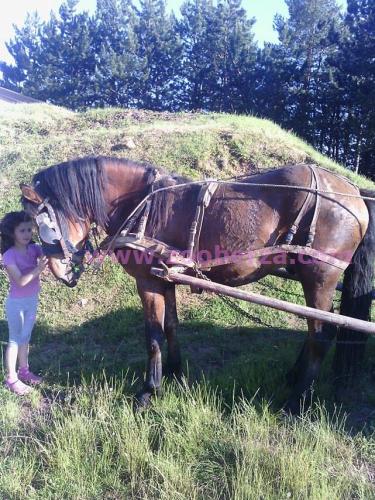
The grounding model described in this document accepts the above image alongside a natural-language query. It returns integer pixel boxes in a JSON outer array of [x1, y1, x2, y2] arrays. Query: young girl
[[0, 211, 48, 395]]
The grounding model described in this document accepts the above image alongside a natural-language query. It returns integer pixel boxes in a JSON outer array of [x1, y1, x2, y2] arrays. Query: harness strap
[[136, 199, 152, 238], [285, 165, 315, 244], [197, 244, 350, 271], [307, 165, 321, 247], [100, 165, 367, 276], [102, 234, 350, 272], [187, 181, 219, 260], [105, 168, 162, 254]]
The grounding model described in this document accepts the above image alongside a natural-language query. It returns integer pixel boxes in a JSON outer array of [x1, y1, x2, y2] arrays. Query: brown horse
[[20, 157, 375, 412]]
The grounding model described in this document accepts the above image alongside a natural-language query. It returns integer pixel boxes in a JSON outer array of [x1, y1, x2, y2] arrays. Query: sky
[[0, 0, 347, 64], [0, 0, 290, 64]]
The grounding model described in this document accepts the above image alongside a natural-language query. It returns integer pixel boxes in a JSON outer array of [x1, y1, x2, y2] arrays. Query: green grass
[[1, 104, 375, 498], [0, 379, 374, 499]]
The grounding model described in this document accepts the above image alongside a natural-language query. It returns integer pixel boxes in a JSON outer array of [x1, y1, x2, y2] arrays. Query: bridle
[[34, 197, 96, 274], [23, 165, 163, 278]]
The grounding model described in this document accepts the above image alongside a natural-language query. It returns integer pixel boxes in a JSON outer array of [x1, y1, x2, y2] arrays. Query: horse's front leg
[[136, 278, 166, 409]]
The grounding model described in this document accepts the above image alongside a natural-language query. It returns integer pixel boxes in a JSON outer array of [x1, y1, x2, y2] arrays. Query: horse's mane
[[148, 172, 197, 236], [24, 156, 157, 228]]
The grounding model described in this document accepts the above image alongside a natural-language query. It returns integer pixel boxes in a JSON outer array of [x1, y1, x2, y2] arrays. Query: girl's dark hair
[[0, 211, 33, 254]]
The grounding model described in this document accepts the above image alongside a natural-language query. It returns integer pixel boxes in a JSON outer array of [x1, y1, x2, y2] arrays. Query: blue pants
[[5, 295, 38, 346]]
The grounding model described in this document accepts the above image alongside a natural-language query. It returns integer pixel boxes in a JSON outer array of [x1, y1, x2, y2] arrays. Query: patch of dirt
[[125, 109, 199, 123], [0, 174, 11, 195], [86, 109, 201, 128]]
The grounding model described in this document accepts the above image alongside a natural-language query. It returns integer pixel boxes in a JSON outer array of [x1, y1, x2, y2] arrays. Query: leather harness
[[285, 164, 321, 246], [101, 165, 351, 274]]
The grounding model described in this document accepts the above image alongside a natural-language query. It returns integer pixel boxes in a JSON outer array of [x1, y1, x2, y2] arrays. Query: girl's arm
[[5, 257, 48, 287]]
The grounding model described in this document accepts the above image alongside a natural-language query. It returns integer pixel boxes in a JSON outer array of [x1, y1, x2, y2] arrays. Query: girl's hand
[[5, 256, 49, 286], [37, 256, 48, 272]]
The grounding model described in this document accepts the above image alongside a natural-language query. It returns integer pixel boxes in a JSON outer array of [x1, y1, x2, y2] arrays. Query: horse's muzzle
[[58, 277, 78, 288]]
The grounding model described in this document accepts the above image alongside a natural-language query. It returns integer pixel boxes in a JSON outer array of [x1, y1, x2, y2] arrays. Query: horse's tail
[[333, 189, 375, 380]]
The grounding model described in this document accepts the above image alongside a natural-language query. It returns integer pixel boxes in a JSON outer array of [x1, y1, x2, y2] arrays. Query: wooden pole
[[151, 268, 375, 335]]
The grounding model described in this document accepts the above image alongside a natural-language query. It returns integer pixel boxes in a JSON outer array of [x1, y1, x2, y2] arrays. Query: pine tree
[[0, 12, 43, 94], [253, 43, 292, 124], [178, 0, 215, 110], [0, 0, 95, 108], [93, 0, 143, 107], [336, 0, 375, 177], [209, 0, 257, 112], [135, 0, 182, 110], [178, 0, 256, 111], [259, 0, 344, 146], [38, 0, 95, 108]]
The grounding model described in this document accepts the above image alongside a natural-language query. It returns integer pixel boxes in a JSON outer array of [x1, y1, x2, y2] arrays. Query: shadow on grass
[[1, 306, 375, 431]]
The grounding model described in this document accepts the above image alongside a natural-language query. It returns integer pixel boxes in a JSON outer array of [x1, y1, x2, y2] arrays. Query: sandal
[[18, 367, 43, 385], [4, 378, 32, 396]]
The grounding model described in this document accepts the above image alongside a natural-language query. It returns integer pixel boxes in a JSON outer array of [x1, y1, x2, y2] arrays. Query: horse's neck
[[104, 162, 150, 235], [147, 182, 200, 249]]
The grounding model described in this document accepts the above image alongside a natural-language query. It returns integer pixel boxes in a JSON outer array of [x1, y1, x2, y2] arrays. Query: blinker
[[35, 212, 60, 245]]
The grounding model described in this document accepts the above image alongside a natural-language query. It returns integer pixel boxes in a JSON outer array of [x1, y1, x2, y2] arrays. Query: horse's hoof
[[163, 364, 183, 381], [163, 359, 182, 381], [283, 398, 302, 416], [134, 391, 153, 412]]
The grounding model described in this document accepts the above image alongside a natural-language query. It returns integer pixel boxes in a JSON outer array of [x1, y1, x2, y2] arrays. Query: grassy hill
[[0, 103, 374, 499]]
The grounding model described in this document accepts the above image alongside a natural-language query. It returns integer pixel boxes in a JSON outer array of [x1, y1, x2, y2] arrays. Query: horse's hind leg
[[136, 277, 166, 409], [285, 263, 341, 413], [163, 285, 182, 380]]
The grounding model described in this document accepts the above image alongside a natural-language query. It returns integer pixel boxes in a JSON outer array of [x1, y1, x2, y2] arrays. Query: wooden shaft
[[151, 269, 375, 335]]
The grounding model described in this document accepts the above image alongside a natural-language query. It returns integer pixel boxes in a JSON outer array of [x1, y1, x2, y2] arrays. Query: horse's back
[[241, 163, 369, 253]]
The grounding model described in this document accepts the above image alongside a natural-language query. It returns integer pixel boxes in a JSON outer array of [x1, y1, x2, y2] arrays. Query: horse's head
[[19, 156, 161, 287], [20, 184, 91, 287]]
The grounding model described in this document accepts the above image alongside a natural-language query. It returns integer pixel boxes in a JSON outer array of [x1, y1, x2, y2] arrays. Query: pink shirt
[[2, 244, 43, 298]]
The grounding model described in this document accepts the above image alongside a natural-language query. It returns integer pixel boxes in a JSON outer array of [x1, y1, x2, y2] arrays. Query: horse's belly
[[204, 260, 267, 287]]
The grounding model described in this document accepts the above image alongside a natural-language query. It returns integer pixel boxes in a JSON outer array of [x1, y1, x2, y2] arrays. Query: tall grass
[[0, 378, 374, 499]]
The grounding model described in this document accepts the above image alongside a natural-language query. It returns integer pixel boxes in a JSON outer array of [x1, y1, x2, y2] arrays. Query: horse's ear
[[20, 183, 43, 204]]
